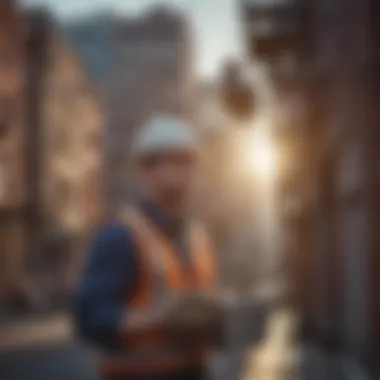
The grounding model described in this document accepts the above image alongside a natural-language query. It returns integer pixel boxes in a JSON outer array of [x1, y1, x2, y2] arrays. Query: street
[[0, 342, 99, 380], [0, 342, 370, 380], [0, 311, 372, 380], [0, 314, 99, 380]]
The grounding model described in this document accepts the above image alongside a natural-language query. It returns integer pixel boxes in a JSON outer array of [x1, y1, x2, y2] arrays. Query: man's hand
[[122, 292, 224, 346], [122, 293, 184, 335], [161, 291, 224, 346]]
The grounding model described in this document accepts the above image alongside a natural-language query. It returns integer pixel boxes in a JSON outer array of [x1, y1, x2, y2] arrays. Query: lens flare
[[251, 129, 277, 180]]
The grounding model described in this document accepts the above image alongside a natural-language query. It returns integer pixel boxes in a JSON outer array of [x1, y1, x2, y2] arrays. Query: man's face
[[138, 150, 196, 205]]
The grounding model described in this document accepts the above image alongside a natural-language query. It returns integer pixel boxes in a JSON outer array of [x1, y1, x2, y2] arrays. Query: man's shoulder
[[93, 218, 136, 250], [82, 218, 140, 276]]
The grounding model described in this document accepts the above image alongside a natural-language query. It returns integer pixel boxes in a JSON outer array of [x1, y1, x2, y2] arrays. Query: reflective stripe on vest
[[100, 206, 215, 376]]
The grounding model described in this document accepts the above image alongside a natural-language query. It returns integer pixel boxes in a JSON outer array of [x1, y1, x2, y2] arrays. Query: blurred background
[[0, 0, 379, 379]]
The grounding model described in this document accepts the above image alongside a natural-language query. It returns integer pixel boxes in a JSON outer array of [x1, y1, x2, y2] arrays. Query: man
[[75, 115, 217, 380]]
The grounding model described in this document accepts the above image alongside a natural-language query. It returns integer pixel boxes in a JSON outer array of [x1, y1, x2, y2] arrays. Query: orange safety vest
[[100, 206, 216, 377]]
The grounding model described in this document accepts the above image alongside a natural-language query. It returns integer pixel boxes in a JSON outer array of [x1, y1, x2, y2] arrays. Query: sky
[[21, 0, 244, 78]]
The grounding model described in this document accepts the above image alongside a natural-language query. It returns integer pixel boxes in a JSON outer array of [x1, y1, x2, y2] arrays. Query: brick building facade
[[0, 1, 29, 307], [0, 3, 102, 312]]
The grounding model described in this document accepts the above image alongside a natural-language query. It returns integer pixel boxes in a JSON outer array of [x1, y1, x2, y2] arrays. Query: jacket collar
[[137, 198, 185, 239]]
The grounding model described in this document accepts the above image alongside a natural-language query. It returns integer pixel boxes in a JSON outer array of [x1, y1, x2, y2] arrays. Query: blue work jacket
[[74, 200, 203, 380]]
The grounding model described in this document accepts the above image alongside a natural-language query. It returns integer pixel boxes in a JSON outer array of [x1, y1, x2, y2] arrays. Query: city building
[[39, 23, 102, 290], [0, 1, 26, 307], [298, 0, 379, 364], [244, 0, 380, 371], [243, 0, 380, 373], [65, 14, 115, 81], [66, 8, 193, 211], [0, 3, 102, 312]]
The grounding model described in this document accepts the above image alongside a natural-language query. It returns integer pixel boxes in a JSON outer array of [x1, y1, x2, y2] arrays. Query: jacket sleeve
[[74, 221, 138, 350]]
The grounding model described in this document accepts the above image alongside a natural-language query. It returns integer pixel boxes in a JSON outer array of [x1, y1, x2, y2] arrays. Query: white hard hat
[[131, 114, 198, 158]]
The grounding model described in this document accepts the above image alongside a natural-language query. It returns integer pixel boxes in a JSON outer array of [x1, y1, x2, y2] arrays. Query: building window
[[0, 98, 11, 139], [55, 179, 71, 213], [52, 125, 70, 154], [0, 119, 8, 140]]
